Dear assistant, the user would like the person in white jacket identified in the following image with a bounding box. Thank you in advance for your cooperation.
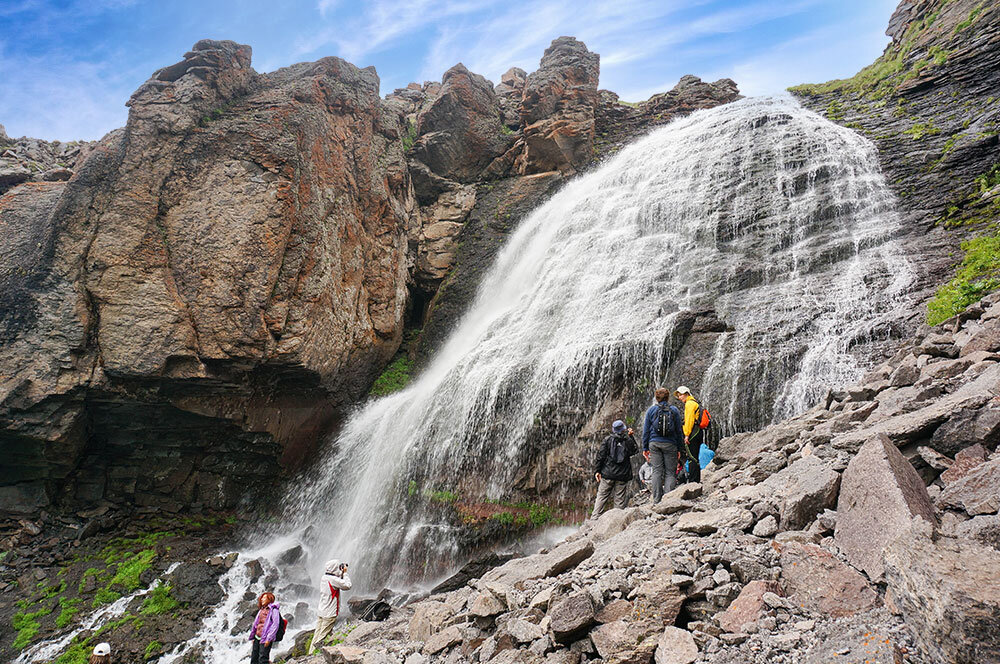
[312,558,352,652]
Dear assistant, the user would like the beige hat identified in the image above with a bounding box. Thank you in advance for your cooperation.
[674,386,691,395]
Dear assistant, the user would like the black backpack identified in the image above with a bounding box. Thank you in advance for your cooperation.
[274,615,288,642]
[656,404,676,438]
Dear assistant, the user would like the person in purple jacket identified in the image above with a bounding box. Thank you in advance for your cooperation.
[248,592,281,664]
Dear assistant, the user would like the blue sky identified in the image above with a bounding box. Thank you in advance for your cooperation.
[0,0,899,141]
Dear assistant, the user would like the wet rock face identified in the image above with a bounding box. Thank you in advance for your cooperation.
[792,0,1000,301]
[0,40,416,514]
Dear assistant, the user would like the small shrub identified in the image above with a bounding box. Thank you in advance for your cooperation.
[144,641,163,660]
[529,504,554,526]
[491,511,515,525]
[56,597,82,628]
[92,586,121,608]
[401,121,418,151]
[426,489,459,504]
[109,549,156,592]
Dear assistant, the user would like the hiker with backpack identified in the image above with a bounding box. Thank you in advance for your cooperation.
[592,419,639,517]
[312,559,352,652]
[675,386,709,483]
[642,386,684,502]
[247,591,283,664]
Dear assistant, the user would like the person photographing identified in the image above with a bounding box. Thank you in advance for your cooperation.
[312,559,352,652]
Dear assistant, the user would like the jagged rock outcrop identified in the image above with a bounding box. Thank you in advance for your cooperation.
[791,0,1000,303]
[514,36,600,175]
[0,124,97,194]
[410,64,512,183]
[594,76,741,159]
[496,67,527,129]
[0,40,417,514]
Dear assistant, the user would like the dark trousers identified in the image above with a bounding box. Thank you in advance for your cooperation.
[251,638,272,664]
[686,432,703,483]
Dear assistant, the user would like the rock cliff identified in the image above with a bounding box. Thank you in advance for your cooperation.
[1,40,417,514]
[790,0,1000,306]
[0,37,740,517]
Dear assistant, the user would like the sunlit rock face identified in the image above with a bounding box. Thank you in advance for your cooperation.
[0,40,418,514]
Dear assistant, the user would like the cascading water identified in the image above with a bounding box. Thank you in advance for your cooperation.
[164,95,911,662]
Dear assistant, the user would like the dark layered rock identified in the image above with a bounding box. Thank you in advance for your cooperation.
[495,67,527,129]
[791,0,1000,302]
[595,76,741,160]
[0,40,417,515]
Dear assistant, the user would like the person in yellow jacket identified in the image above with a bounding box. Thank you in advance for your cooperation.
[675,386,704,483]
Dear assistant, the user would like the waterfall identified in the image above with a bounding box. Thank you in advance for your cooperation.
[167,95,911,662]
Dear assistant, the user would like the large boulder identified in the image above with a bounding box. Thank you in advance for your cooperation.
[411,64,509,182]
[676,507,754,534]
[884,526,1000,664]
[0,41,417,514]
[590,619,660,664]
[407,600,455,641]
[777,542,878,618]
[760,456,841,531]
[516,37,600,175]
[654,627,699,664]
[835,435,937,579]
[480,538,594,589]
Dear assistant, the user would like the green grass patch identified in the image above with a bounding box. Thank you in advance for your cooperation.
[109,549,156,592]
[928,232,1000,325]
[904,120,941,140]
[56,597,82,629]
[369,355,413,397]
[955,3,985,33]
[78,567,102,594]
[92,586,121,608]
[144,641,163,660]
[13,604,53,650]
[529,503,554,526]
[52,639,90,664]
[140,583,179,616]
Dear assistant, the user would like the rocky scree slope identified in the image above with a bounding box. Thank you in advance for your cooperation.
[286,292,1000,664]
[0,37,740,518]
[791,0,1000,314]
